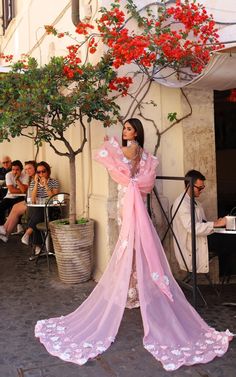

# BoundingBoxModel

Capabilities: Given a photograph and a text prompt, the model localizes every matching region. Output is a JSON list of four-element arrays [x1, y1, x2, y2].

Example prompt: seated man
[[0, 155, 12, 180], [0, 155, 12, 200], [0, 160, 28, 226], [172, 169, 225, 274]]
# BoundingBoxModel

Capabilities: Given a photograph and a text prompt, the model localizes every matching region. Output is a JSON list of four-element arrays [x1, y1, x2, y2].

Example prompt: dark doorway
[[214, 89, 236, 217], [214, 90, 236, 278]]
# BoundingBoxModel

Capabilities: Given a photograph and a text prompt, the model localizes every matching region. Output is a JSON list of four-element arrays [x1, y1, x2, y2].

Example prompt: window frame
[[2, 0, 14, 33]]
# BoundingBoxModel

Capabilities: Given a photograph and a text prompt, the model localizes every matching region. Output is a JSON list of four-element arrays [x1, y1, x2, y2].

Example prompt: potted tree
[[0, 37, 131, 283]]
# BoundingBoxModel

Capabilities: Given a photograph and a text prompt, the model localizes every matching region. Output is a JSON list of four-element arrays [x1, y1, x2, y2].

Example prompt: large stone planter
[[50, 219, 94, 284]]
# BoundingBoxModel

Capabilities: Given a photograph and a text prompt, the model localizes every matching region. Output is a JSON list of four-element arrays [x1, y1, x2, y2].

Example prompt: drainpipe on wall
[[71, 0, 80, 26]]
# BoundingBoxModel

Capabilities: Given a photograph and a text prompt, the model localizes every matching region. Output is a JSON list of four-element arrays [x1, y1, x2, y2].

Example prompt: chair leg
[[35, 231, 51, 271], [177, 275, 208, 307], [204, 273, 220, 296]]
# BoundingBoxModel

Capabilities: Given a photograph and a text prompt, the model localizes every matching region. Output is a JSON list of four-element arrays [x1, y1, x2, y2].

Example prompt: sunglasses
[[194, 185, 205, 191], [2, 160, 10, 164], [37, 169, 46, 174]]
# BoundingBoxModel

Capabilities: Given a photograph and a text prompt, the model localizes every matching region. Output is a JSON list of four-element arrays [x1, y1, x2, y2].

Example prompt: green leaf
[[167, 112, 177, 122]]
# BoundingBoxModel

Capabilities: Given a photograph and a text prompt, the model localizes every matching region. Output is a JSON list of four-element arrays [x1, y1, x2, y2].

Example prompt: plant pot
[[50, 219, 94, 284]]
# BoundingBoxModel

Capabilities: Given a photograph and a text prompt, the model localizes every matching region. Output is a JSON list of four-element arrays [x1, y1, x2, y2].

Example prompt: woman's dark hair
[[25, 160, 37, 170], [36, 161, 51, 176], [122, 118, 144, 148]]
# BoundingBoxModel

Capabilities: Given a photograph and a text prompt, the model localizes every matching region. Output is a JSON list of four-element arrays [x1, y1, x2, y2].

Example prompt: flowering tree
[[96, 0, 222, 148], [98, 0, 221, 73], [0, 0, 221, 223]]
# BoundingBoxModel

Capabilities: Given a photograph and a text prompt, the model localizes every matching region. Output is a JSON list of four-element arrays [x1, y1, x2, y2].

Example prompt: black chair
[[36, 192, 70, 269], [0, 185, 7, 202]]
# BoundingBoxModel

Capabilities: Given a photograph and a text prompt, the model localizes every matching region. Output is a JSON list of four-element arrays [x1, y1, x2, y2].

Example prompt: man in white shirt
[[0, 160, 28, 226], [172, 170, 226, 274]]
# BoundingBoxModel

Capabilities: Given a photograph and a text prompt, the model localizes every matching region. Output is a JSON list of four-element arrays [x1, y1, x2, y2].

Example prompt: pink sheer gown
[[35, 137, 233, 371]]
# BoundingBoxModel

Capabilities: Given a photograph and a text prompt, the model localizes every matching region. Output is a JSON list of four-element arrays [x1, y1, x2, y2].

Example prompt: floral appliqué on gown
[[35, 137, 233, 371]]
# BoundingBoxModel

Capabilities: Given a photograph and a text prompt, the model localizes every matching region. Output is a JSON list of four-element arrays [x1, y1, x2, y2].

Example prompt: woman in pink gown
[[35, 118, 233, 371]]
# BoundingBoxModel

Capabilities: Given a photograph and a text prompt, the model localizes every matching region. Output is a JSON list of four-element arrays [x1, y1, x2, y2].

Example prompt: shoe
[[29, 254, 37, 261], [0, 225, 6, 235], [0, 235, 8, 243], [17, 224, 24, 234], [35, 245, 41, 255], [21, 233, 30, 245], [29, 245, 41, 261], [12, 224, 24, 235]]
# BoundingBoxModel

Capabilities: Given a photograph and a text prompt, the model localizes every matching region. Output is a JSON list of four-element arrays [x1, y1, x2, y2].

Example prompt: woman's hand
[[34, 174, 39, 184], [39, 177, 48, 186]]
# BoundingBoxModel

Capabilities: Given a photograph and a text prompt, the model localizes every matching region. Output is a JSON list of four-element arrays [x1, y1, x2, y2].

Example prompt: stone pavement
[[0, 234, 236, 377]]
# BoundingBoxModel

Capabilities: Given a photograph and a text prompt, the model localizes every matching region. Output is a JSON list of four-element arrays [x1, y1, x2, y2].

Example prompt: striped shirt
[[29, 177, 59, 199]]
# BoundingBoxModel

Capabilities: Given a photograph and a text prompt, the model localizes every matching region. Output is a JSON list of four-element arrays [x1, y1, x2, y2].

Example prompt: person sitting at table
[[0, 161, 37, 242], [172, 169, 226, 274], [21, 161, 59, 260], [0, 155, 12, 180], [0, 160, 29, 226], [0, 155, 12, 201]]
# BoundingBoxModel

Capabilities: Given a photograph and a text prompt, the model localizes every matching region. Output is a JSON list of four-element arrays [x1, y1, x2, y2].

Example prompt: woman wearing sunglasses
[[21, 161, 59, 259]]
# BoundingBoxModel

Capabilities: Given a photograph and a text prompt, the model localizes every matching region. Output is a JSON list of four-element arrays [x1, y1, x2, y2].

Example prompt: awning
[[154, 47, 236, 91], [186, 50, 236, 90], [133, 0, 236, 90], [0, 66, 11, 73]]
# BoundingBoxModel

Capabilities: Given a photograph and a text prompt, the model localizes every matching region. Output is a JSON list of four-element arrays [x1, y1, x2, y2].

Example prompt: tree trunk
[[69, 155, 76, 224]]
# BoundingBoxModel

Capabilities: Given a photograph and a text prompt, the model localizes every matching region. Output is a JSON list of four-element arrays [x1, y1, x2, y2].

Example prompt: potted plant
[[0, 28, 132, 283]]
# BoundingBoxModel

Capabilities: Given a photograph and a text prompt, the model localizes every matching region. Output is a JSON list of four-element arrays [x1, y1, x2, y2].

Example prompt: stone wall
[[182, 88, 218, 220]]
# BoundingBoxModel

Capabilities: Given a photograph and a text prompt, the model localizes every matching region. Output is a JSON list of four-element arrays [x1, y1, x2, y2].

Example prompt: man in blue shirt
[[0, 156, 12, 201]]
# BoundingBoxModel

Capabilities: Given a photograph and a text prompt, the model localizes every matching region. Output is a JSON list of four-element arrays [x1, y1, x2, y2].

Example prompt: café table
[[27, 198, 65, 263], [26, 201, 56, 262], [214, 227, 236, 235]]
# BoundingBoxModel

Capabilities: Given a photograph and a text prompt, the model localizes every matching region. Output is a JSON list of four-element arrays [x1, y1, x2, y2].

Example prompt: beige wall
[[0, 137, 34, 163], [181, 88, 217, 220]]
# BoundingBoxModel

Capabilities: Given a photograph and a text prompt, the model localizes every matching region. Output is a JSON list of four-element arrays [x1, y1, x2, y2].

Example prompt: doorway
[[214, 89, 236, 217], [214, 90, 236, 278]]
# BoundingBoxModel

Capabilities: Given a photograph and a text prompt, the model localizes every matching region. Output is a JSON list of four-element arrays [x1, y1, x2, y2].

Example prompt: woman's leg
[[22, 207, 44, 246], [4, 201, 27, 236]]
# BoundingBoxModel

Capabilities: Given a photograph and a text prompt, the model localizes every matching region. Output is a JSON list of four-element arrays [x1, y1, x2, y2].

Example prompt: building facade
[[1, 0, 235, 279]]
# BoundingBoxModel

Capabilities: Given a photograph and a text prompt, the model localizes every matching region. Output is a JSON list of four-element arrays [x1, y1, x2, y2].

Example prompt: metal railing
[[148, 176, 199, 308]]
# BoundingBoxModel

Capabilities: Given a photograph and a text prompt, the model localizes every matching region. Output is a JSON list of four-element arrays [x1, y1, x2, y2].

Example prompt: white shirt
[[172, 192, 214, 273], [5, 171, 29, 199]]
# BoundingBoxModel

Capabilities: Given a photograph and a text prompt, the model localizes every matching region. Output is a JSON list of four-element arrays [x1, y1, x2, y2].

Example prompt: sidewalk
[[1, 234, 236, 377]]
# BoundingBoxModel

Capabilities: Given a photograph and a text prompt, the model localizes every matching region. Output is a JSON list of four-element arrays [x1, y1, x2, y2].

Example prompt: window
[[2, 0, 14, 33]]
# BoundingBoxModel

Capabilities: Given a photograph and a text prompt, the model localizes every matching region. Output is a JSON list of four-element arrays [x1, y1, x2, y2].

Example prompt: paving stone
[[0, 364, 19, 377], [0, 235, 236, 377]]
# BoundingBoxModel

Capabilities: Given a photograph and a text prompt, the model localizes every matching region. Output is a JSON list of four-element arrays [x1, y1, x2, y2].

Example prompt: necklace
[[127, 140, 140, 160], [127, 140, 138, 147], [130, 148, 141, 161]]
